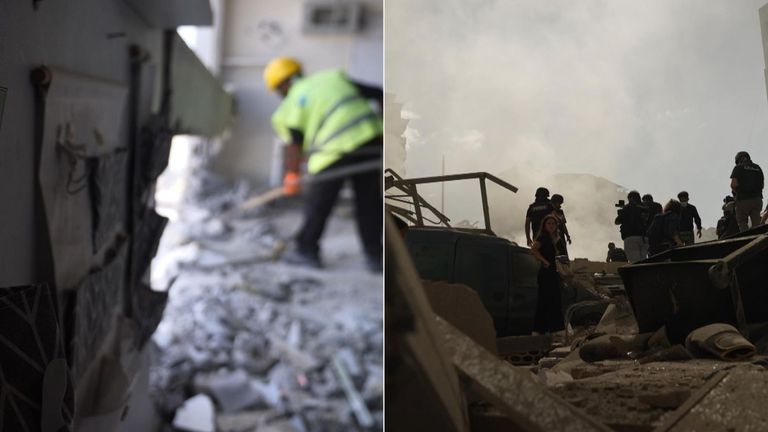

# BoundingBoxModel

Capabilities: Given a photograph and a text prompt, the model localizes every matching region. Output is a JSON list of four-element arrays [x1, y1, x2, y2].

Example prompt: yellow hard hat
[[264, 57, 302, 91]]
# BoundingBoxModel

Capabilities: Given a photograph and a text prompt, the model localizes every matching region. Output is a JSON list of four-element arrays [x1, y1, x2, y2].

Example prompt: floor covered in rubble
[[148, 164, 382, 432], [474, 269, 768, 432]]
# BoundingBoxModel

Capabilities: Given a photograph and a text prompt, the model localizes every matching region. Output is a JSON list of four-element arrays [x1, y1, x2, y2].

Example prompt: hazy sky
[[386, 0, 768, 232]]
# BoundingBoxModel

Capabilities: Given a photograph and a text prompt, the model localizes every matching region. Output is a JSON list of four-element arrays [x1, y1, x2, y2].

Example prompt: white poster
[[38, 67, 128, 290]]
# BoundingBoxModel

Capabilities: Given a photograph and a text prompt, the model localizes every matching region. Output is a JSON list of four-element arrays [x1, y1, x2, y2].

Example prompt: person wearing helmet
[[264, 57, 383, 270], [525, 187, 554, 247], [730, 151, 764, 232]]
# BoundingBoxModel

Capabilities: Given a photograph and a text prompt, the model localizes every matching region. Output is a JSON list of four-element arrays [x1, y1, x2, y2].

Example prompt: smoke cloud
[[386, 0, 768, 260]]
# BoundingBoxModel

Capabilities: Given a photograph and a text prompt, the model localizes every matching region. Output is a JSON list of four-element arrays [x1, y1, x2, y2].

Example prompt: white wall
[[212, 0, 383, 184], [0, 0, 163, 286]]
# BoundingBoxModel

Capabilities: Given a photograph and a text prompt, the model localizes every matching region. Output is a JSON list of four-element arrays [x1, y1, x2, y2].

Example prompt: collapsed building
[[385, 170, 768, 431], [1, 0, 382, 431], [384, 3, 768, 430]]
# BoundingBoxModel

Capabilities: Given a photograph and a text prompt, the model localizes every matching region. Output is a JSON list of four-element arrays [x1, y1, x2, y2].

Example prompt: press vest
[[271, 70, 383, 174]]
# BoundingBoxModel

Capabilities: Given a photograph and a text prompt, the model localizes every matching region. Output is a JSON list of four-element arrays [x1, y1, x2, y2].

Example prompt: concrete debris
[[332, 354, 375, 429], [421, 280, 498, 354], [657, 365, 768, 432], [497, 334, 553, 366], [594, 300, 638, 335], [537, 369, 574, 387], [549, 346, 572, 358], [172, 394, 216, 432], [552, 361, 735, 429], [537, 356, 562, 369], [435, 316, 611, 431], [579, 334, 652, 362], [193, 369, 261, 412], [637, 389, 691, 409], [151, 169, 382, 431], [636, 345, 693, 364]]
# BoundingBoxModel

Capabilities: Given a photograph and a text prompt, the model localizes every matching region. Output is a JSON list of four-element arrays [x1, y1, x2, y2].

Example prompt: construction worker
[[264, 57, 383, 271]]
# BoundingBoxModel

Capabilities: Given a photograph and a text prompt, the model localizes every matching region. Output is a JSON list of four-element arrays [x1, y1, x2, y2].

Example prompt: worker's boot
[[282, 248, 323, 269]]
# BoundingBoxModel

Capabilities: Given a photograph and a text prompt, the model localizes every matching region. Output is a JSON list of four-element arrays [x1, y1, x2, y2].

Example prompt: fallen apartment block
[[619, 230, 768, 344]]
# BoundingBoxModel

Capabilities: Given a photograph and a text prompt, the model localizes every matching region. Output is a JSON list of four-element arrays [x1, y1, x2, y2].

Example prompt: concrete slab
[[436, 317, 611, 432]]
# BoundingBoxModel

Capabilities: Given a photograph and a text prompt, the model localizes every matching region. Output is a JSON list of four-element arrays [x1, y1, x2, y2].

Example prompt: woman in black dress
[[530, 214, 565, 334]]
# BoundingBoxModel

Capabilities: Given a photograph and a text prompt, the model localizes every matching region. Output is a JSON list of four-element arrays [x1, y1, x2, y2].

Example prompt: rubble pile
[[150, 171, 382, 432], [527, 259, 768, 430]]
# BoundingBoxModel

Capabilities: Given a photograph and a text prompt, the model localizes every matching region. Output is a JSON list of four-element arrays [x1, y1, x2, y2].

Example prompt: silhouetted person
[[731, 151, 764, 231], [677, 191, 702, 245], [647, 199, 684, 256], [530, 215, 565, 335], [525, 187, 554, 247], [614, 190, 649, 262], [606, 242, 628, 262], [642, 194, 663, 220], [717, 197, 739, 239], [550, 194, 571, 258]]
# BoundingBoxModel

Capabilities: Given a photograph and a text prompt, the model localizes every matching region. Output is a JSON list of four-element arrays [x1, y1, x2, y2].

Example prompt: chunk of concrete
[[638, 389, 691, 409], [436, 317, 611, 431], [421, 280, 498, 354], [193, 369, 260, 412], [172, 394, 215, 432]]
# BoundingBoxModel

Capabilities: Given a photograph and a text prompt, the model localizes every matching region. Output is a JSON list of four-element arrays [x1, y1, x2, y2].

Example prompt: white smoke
[[386, 0, 768, 259]]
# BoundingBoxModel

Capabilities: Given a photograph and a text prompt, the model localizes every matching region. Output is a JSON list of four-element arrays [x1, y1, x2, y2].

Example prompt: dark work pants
[[297, 137, 382, 260], [533, 268, 564, 333]]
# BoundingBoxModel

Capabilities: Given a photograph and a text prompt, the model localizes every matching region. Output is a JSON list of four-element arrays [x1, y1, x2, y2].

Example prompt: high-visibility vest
[[271, 70, 383, 174]]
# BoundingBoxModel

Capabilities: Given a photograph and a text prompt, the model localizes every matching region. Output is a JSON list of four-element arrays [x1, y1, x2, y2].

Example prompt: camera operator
[[614, 190, 649, 262]]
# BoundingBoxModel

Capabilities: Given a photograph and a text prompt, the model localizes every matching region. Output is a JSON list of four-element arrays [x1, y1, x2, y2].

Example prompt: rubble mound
[[150, 173, 382, 431]]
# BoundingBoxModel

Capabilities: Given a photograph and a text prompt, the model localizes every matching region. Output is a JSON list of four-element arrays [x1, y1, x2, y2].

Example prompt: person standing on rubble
[[676, 191, 702, 245], [530, 215, 565, 335], [646, 199, 684, 256], [717, 196, 739, 239], [264, 57, 383, 271], [525, 187, 555, 247], [606, 242, 628, 262], [614, 191, 649, 262], [642, 194, 663, 220], [730, 151, 764, 232], [550, 194, 571, 258]]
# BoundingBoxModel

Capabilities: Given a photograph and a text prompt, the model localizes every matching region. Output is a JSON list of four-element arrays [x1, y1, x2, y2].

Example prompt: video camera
[[615, 200, 625, 209]]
